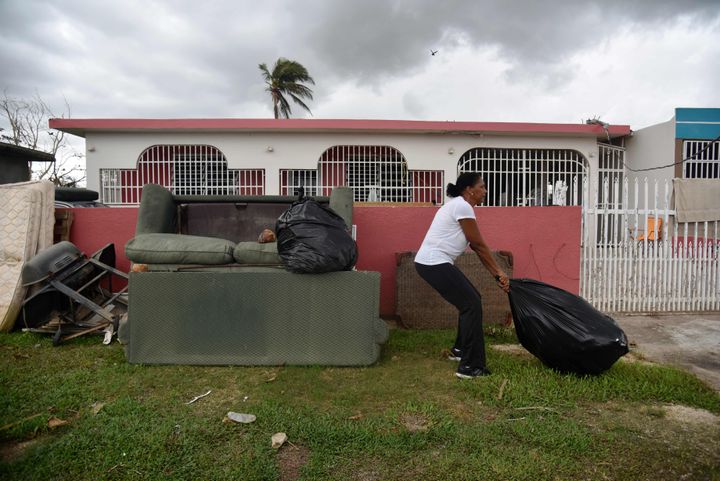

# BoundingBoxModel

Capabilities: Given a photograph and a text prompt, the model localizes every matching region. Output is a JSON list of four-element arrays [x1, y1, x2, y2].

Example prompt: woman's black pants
[[414, 262, 487, 368]]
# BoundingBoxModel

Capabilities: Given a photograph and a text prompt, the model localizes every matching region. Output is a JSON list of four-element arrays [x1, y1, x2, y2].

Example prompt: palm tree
[[258, 58, 315, 119]]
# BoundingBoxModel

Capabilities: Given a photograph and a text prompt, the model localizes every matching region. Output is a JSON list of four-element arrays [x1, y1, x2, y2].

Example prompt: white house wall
[[84, 130, 601, 196], [625, 118, 675, 186]]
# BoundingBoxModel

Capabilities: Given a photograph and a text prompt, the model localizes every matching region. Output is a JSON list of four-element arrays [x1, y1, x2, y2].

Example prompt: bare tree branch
[[1, 90, 85, 186]]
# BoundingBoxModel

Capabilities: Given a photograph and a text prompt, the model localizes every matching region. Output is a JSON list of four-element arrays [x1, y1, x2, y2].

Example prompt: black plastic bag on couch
[[275, 198, 357, 273], [508, 278, 628, 375]]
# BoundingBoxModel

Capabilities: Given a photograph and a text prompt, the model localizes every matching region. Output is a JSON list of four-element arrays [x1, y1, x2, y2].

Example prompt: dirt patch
[[645, 404, 720, 464], [664, 404, 720, 426], [329, 457, 384, 481], [599, 402, 720, 465], [0, 439, 38, 462], [491, 344, 532, 357], [400, 413, 431, 432], [353, 469, 381, 481], [277, 444, 310, 481], [618, 351, 655, 366]]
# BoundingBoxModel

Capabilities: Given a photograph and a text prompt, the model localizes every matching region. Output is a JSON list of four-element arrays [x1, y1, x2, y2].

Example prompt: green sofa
[[124, 184, 387, 366]]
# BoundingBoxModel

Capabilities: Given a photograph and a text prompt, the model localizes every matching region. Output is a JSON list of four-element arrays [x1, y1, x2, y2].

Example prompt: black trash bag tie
[[507, 278, 628, 375], [276, 197, 357, 274]]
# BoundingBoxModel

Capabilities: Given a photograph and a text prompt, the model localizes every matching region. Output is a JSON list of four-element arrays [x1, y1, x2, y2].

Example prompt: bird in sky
[[430, 49, 438, 56]]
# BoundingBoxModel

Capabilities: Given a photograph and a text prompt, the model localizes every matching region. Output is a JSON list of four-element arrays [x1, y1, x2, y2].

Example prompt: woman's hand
[[495, 271, 510, 293], [458, 219, 510, 293]]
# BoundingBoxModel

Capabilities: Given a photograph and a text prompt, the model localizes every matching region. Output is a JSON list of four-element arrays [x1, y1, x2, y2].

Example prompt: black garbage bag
[[507, 278, 628, 375], [275, 197, 357, 274]]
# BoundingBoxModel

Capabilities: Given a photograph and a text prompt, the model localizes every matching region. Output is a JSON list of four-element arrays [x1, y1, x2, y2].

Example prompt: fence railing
[[582, 176, 720, 312]]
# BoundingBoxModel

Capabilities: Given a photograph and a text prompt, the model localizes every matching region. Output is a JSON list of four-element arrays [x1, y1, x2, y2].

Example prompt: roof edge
[[0, 141, 56, 162], [49, 118, 632, 139]]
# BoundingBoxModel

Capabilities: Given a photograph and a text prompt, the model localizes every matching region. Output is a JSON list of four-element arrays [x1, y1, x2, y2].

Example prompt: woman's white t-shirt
[[415, 196, 475, 265]]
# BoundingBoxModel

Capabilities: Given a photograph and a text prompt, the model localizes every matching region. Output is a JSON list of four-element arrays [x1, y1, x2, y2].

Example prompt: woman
[[415, 172, 510, 379]]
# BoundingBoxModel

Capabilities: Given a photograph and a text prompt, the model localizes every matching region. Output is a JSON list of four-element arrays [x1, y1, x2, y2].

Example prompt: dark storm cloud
[[301, 0, 720, 84], [0, 0, 281, 116], [0, 0, 718, 118]]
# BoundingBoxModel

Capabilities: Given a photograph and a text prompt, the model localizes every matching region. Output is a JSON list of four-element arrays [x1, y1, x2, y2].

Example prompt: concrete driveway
[[614, 312, 720, 391]]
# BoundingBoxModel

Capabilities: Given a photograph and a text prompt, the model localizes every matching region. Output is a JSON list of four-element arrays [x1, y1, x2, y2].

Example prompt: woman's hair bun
[[446, 183, 460, 197]]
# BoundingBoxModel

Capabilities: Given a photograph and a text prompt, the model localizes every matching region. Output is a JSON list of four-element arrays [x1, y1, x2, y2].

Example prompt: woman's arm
[[459, 218, 510, 292]]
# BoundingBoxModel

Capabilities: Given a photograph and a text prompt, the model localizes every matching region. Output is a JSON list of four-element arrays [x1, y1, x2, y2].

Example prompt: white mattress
[[3, 180, 54, 250], [0, 180, 54, 331]]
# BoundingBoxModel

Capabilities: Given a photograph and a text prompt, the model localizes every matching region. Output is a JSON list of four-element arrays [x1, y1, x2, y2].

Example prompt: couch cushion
[[233, 242, 282, 265], [125, 233, 235, 265]]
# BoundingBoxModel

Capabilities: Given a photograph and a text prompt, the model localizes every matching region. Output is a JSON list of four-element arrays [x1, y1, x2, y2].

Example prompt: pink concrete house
[[51, 118, 632, 316]]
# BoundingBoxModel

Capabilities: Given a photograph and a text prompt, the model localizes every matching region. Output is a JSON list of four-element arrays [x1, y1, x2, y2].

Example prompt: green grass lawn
[[1, 327, 719, 481]]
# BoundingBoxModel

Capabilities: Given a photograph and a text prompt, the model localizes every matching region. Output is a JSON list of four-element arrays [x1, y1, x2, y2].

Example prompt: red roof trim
[[49, 118, 631, 137]]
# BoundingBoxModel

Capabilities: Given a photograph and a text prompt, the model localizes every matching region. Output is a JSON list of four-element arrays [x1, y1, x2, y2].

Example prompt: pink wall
[[64, 206, 581, 317], [63, 208, 138, 285], [354, 206, 582, 315]]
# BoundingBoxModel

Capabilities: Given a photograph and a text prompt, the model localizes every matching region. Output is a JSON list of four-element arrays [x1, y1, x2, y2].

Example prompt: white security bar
[[683, 140, 720, 179]]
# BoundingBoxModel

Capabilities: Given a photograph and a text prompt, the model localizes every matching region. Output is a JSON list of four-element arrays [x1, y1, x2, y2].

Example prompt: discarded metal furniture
[[20, 242, 128, 345]]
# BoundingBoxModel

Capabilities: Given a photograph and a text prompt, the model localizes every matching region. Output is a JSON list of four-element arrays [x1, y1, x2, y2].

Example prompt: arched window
[[318, 145, 409, 202], [279, 145, 443, 203], [99, 144, 264, 205], [457, 148, 588, 206]]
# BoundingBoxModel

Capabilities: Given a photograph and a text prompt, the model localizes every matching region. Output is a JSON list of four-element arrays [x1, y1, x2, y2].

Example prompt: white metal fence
[[457, 148, 587, 206], [99, 145, 264, 204], [581, 176, 720, 312]]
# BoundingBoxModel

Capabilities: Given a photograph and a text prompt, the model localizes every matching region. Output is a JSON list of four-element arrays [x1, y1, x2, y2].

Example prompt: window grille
[[318, 145, 436, 203], [409, 170, 444, 204], [99, 145, 264, 205], [318, 145, 443, 203], [598, 144, 625, 208], [457, 148, 588, 206], [280, 169, 319, 196], [683, 140, 720, 179], [596, 144, 626, 244], [281, 164, 443, 204]]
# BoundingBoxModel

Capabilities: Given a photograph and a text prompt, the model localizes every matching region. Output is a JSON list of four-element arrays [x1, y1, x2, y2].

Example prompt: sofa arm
[[136, 184, 177, 235], [329, 187, 353, 229]]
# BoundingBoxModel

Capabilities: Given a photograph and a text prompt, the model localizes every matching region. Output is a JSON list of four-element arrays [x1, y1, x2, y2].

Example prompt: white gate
[[581, 175, 720, 312]]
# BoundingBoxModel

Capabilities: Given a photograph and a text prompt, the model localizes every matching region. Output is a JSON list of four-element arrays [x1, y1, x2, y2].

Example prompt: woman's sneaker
[[447, 347, 462, 361], [456, 365, 492, 379]]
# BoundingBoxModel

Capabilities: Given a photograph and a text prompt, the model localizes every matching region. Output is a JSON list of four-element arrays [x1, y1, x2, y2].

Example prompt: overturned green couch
[[124, 184, 387, 366]]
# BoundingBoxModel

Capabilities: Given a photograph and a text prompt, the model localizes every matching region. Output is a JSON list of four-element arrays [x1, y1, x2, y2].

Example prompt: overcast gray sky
[[1, 0, 719, 135]]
